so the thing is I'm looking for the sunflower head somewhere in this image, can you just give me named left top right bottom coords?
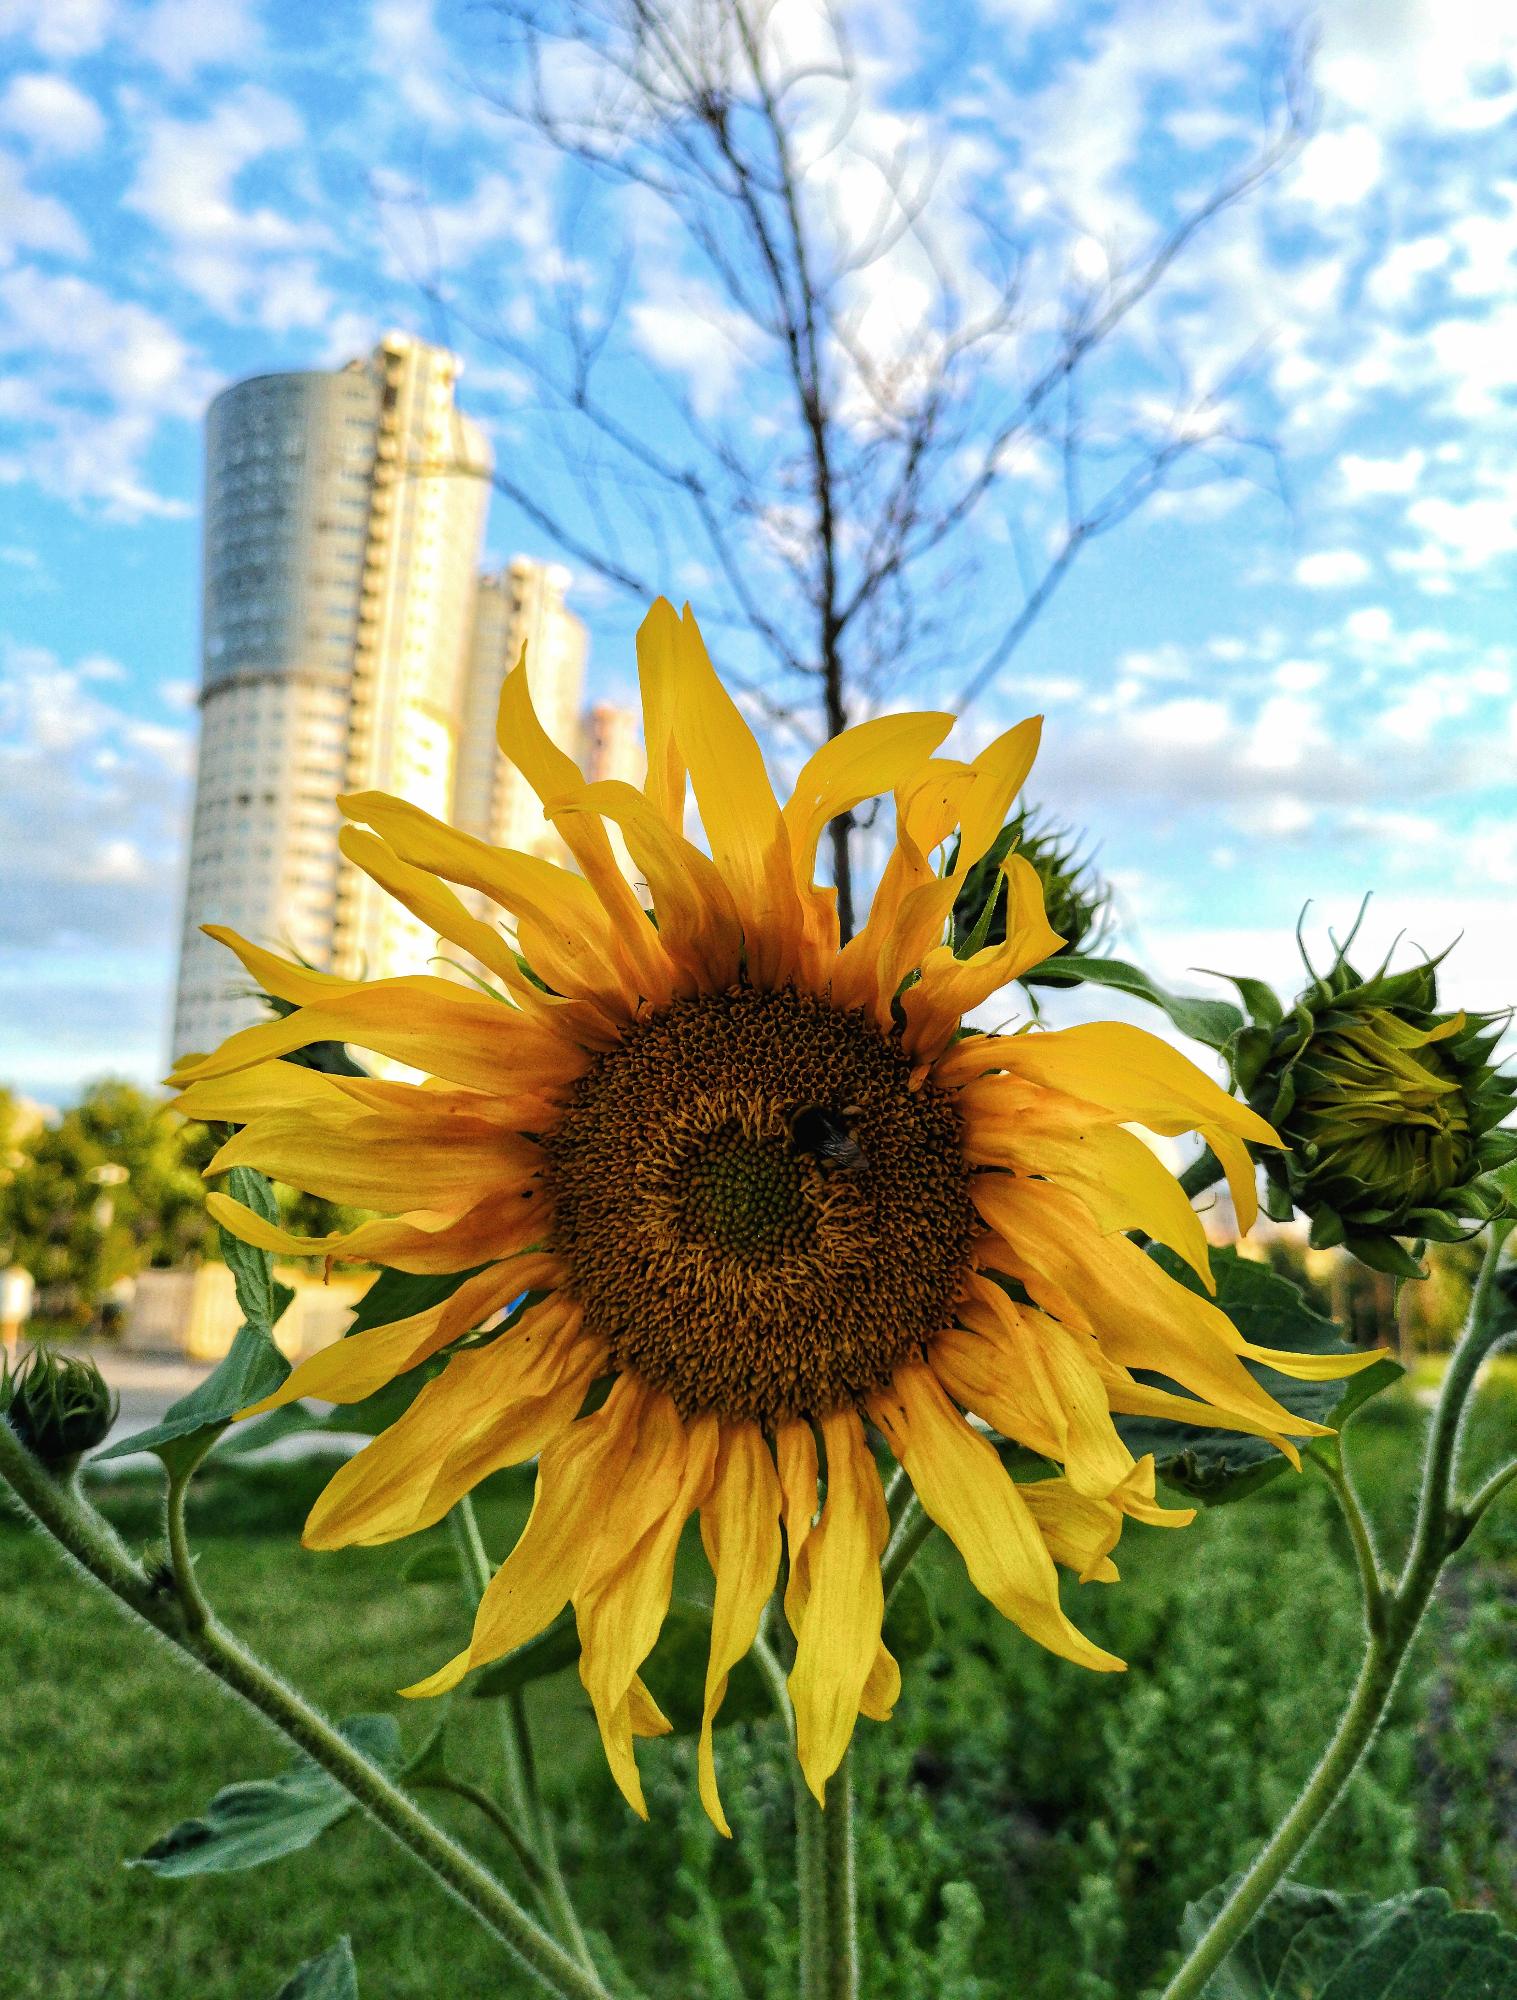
left=951, top=809, right=1112, bottom=985
left=3, top=1346, right=118, bottom=1476
left=1235, top=944, right=1517, bottom=1277
left=172, top=596, right=1383, bottom=1828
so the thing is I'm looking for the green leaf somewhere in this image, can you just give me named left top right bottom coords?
left=272, top=1937, right=358, bottom=2000
left=217, top=1166, right=293, bottom=1341
left=95, top=1324, right=292, bottom=1467
left=1016, top=953, right=1244, bottom=1050
left=1178, top=1881, right=1517, bottom=1998
left=99, top=1165, right=295, bottom=1468
left=132, top=1717, right=401, bottom=1878
left=1113, top=1248, right=1402, bottom=1505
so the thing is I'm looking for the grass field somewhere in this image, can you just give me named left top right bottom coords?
left=3, top=1382, right=1515, bottom=1999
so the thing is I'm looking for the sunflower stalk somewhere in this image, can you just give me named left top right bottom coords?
left=0, top=1421, right=615, bottom=2000
left=449, top=1496, right=603, bottom=1984
left=1156, top=1217, right=1515, bottom=2000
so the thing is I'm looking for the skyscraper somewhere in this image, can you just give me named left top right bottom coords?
left=171, top=334, right=614, bottom=1062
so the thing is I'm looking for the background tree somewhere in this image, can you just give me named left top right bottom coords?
left=406, top=0, right=1309, bottom=928
left=0, top=1081, right=217, bottom=1328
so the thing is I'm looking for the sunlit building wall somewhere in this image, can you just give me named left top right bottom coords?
left=330, top=334, right=492, bottom=982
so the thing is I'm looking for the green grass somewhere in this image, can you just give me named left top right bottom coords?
left=3, top=1384, right=1515, bottom=2000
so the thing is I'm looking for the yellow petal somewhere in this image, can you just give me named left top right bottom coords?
left=338, top=791, right=640, bottom=1019
left=238, top=1257, right=554, bottom=1416
left=782, top=711, right=954, bottom=979
left=576, top=1399, right=719, bottom=1816
left=196, top=927, right=365, bottom=1008
left=402, top=1374, right=647, bottom=1698
left=172, top=974, right=584, bottom=1100
left=554, top=778, right=744, bottom=992
left=206, top=1184, right=550, bottom=1274
left=304, top=1303, right=602, bottom=1549
left=637, top=598, right=688, bottom=831
left=971, top=1175, right=1328, bottom=1453
left=968, top=1120, right=1213, bottom=1288
left=338, top=825, right=541, bottom=997
left=669, top=605, right=798, bottom=985
left=775, top=1418, right=820, bottom=1629
left=900, top=854, right=1063, bottom=1063
left=786, top=1409, right=891, bottom=1804
left=978, top=1022, right=1279, bottom=1232
left=498, top=658, right=676, bottom=1007
left=1016, top=1478, right=1124, bottom=1584
left=206, top=1105, right=542, bottom=1213
left=870, top=1363, right=1123, bottom=1673
left=937, top=1280, right=1135, bottom=1499
left=697, top=1423, right=783, bottom=1836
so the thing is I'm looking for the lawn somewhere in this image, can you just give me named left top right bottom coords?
left=3, top=1381, right=1515, bottom=1999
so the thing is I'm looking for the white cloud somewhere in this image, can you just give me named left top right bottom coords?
left=0, top=72, right=105, bottom=155
left=0, top=0, right=114, bottom=59
left=133, top=0, right=261, bottom=81
left=1294, top=549, right=1371, bottom=588
left=1363, top=233, right=1450, bottom=311
left=0, top=148, right=88, bottom=260
left=1399, top=493, right=1517, bottom=575
left=1319, top=0, right=1517, bottom=135
left=630, top=287, right=758, bottom=420
left=1338, top=449, right=1425, bottom=499
left=1292, top=124, right=1383, bottom=211
left=0, top=265, right=209, bottom=515
left=124, top=85, right=321, bottom=321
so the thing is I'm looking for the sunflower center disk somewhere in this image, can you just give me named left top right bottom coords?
left=544, top=986, right=978, bottom=1427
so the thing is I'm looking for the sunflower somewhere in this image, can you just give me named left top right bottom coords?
left=171, top=599, right=1378, bottom=1831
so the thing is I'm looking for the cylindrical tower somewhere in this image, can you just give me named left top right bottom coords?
left=171, top=366, right=379, bottom=1057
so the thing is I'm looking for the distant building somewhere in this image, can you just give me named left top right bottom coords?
left=454, top=558, right=587, bottom=866
left=171, top=335, right=620, bottom=1061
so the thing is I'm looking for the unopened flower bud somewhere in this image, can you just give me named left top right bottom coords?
left=2, top=1347, right=118, bottom=1474
left=952, top=808, right=1113, bottom=984
left=1237, top=946, right=1517, bottom=1278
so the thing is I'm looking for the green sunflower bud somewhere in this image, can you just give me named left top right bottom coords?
left=951, top=809, right=1113, bottom=984
left=2, top=1346, right=119, bottom=1475
left=1235, top=942, right=1517, bottom=1279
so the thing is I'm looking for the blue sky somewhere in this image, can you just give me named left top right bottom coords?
left=2, top=0, right=1515, bottom=1104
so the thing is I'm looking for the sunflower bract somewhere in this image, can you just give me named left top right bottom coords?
left=171, top=596, right=1383, bottom=1828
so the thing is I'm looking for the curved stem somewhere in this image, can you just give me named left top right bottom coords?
left=1159, top=1223, right=1512, bottom=2000
left=0, top=1423, right=611, bottom=2000
left=1313, top=1444, right=1387, bottom=1640
left=413, top=1772, right=549, bottom=1887
left=451, top=1498, right=600, bottom=1983
left=881, top=1493, right=932, bottom=1603
left=165, top=1463, right=213, bottom=1636
left=822, top=1746, right=858, bottom=2000
left=1460, top=1455, right=1517, bottom=1532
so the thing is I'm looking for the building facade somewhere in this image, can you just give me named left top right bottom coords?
left=171, top=335, right=614, bottom=1061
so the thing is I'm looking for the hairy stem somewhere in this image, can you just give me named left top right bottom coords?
left=451, top=1497, right=600, bottom=1982
left=881, top=1493, right=932, bottom=1603
left=0, top=1425, right=612, bottom=2000
left=1158, top=1222, right=1512, bottom=2000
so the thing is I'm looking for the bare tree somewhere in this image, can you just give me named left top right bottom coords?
left=404, top=0, right=1309, bottom=931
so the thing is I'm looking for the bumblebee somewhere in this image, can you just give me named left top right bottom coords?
left=788, top=1103, right=864, bottom=1173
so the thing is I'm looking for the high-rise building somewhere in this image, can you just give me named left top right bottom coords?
left=454, top=559, right=587, bottom=866
left=172, top=334, right=489, bottom=1057
left=171, top=335, right=616, bottom=1063
left=329, top=337, right=491, bottom=983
